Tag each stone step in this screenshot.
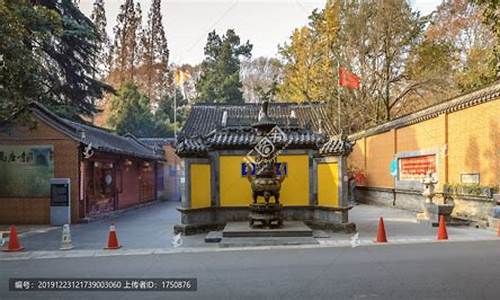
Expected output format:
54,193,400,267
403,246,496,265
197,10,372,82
219,237,319,248
222,221,313,238
204,231,223,243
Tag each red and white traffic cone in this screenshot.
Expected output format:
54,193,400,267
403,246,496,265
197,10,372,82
104,223,122,250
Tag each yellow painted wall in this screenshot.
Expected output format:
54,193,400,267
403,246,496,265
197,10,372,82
277,155,310,206
348,95,500,188
219,156,253,206
317,163,339,207
396,115,447,186
349,138,365,170
219,155,310,207
365,131,395,188
190,164,211,208
448,101,500,185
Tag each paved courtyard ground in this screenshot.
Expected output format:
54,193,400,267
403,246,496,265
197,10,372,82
0,200,498,259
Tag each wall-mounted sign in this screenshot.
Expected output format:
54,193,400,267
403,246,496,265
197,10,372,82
399,154,436,181
390,159,398,177
241,162,287,177
460,173,480,184
0,145,54,197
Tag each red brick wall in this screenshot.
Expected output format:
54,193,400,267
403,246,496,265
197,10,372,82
0,115,80,224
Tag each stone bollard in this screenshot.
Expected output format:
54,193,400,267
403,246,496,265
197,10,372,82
60,224,74,250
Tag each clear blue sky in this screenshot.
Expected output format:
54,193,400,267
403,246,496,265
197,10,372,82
80,0,441,65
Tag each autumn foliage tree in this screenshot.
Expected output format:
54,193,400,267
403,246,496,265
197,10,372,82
278,0,498,134
111,0,142,83
91,0,111,79
141,0,169,105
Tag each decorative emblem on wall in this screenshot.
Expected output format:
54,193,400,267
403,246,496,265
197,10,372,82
83,143,94,159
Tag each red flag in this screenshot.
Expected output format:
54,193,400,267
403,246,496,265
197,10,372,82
339,67,360,89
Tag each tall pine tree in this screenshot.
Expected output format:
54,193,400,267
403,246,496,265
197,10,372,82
112,0,142,82
91,0,111,79
0,0,112,121
141,0,169,105
196,29,252,104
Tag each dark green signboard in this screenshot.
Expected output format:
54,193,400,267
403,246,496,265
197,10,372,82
0,145,54,197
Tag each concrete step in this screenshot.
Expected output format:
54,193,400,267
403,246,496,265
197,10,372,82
222,221,313,238
219,237,319,248
204,231,223,243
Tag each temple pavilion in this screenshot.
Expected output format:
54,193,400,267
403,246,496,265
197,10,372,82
175,102,354,234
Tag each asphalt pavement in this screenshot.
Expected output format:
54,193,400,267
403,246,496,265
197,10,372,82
5,200,209,251
1,201,497,253
1,240,500,299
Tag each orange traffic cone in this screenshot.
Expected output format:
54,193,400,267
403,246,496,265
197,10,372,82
104,223,122,250
2,225,24,252
375,217,388,243
497,222,500,238
437,215,448,240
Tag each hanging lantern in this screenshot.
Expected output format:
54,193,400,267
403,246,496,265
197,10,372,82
124,159,133,171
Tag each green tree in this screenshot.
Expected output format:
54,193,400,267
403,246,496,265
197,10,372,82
107,82,169,137
195,29,252,104
0,0,112,122
157,88,188,123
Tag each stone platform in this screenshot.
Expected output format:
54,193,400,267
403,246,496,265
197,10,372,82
222,221,313,238
219,237,319,248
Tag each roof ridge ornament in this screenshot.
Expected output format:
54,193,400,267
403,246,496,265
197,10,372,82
258,101,269,122
83,143,94,159
221,110,228,127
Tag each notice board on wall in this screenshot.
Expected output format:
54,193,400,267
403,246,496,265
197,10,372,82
398,154,436,181
0,145,54,197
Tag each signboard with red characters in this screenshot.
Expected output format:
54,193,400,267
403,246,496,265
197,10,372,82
399,154,436,181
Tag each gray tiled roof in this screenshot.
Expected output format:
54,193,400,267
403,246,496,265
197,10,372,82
177,102,352,156
25,102,163,160
349,81,500,140
176,137,208,155
320,138,354,156
139,137,176,146
180,102,336,138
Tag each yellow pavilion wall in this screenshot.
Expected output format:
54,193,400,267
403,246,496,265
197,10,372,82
219,154,310,207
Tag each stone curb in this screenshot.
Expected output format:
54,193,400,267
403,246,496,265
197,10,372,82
1,236,498,261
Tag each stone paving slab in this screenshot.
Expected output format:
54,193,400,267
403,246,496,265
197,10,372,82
223,221,313,237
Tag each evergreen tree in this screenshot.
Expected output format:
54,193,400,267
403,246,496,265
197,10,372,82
156,88,188,125
195,29,252,104
91,0,111,79
107,82,170,137
0,0,112,121
142,0,169,104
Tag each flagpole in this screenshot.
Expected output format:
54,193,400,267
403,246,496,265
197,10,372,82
337,60,341,135
174,68,177,141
